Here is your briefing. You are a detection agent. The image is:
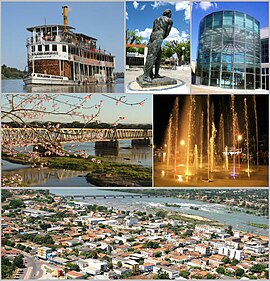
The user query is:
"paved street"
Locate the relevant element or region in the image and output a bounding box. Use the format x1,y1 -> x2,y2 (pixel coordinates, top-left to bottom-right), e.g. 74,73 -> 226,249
191,84 -> 269,94
17,255 -> 47,280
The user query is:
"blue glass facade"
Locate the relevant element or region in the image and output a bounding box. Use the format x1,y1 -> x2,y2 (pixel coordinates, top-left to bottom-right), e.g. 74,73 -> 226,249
196,11 -> 261,89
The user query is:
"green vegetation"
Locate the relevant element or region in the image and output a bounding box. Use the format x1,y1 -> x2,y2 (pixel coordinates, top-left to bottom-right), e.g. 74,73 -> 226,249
45,156 -> 152,186
1,255 -> 25,279
226,225 -> 234,236
8,199 -> 25,209
247,222 -> 268,229
155,269 -> 169,279
66,262 -> 80,271
235,268 -> 245,277
2,64 -> 26,79
180,271 -> 190,278
19,233 -> 54,246
216,266 -> 225,274
162,41 -> 190,64
1,190 -> 12,202
155,210 -> 168,219
2,154 -> 152,187
143,241 -> 160,249
250,264 -> 267,273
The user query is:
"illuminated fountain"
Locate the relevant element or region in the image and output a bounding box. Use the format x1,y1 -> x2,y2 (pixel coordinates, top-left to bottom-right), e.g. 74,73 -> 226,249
253,95 -> 259,170
200,111 -> 204,169
230,94 -> 237,178
156,95 -> 268,187
194,144 -> 198,172
244,98 -> 250,177
210,122 -> 217,173
185,96 -> 195,176
225,146 -> 229,171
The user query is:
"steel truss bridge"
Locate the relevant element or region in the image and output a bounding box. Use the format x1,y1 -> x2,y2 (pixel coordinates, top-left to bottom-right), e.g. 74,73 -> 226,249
1,128 -> 152,145
61,194 -> 167,200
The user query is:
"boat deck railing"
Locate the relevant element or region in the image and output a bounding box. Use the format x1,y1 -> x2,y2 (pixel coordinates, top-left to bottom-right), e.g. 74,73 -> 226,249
26,36 -> 112,56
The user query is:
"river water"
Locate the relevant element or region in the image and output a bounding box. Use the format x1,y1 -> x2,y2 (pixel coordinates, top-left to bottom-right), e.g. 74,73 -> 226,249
2,140 -> 152,187
50,189 -> 268,236
2,78 -> 124,93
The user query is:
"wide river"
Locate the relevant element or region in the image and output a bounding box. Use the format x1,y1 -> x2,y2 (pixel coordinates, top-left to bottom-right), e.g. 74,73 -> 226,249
51,189 -> 268,236
2,140 -> 152,187
2,78 -> 124,93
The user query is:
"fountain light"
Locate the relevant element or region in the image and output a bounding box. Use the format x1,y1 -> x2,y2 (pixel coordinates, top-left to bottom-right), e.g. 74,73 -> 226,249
177,175 -> 183,182
185,169 -> 192,176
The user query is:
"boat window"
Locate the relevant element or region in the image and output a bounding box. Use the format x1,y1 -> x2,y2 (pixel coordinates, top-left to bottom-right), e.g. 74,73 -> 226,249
52,45 -> 57,51
38,45 -> 42,52
32,46 -> 35,52
62,45 -> 67,52
45,45 -> 49,52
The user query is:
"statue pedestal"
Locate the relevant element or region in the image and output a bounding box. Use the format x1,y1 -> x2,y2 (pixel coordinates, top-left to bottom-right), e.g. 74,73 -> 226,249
136,75 -> 177,88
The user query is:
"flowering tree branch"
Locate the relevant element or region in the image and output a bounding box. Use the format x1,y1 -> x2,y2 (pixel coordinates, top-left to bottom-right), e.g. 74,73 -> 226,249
2,94 -> 148,166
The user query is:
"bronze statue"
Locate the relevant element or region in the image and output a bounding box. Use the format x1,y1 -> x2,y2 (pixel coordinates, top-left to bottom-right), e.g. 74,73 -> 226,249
142,9 -> 173,82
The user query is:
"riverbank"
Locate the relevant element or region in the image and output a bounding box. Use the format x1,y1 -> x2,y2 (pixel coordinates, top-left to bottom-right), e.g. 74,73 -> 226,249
2,154 -> 152,187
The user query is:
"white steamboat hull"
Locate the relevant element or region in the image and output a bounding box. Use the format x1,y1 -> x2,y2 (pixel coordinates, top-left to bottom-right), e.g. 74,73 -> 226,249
24,73 -> 113,86
24,77 -> 78,86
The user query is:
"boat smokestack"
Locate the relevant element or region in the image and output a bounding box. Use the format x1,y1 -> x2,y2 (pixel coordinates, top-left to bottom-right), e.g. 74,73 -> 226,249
62,6 -> 68,26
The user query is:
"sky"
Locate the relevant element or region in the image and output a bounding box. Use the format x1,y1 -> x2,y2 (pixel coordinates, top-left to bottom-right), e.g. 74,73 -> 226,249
2,94 -> 152,124
192,1 -> 269,61
126,1 -> 190,44
2,2 -> 124,72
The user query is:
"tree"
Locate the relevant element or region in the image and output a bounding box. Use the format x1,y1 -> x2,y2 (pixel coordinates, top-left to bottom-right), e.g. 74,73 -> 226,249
157,269 -> 169,279
153,251 -> 162,258
192,274 -> 203,279
226,225 -> 233,235
222,256 -> 230,264
250,264 -> 266,273
66,262 -> 80,271
2,94 -> 148,186
39,223 -> 51,230
1,256 -> 14,279
126,30 -> 143,45
180,271 -> 190,278
162,43 -> 176,62
216,266 -> 226,274
13,254 -> 25,268
9,199 -> 25,209
206,274 -> 216,279
210,232 -> 218,239
155,210 -> 167,219
235,268 -> 244,277
230,258 -> 239,266
162,41 -> 190,65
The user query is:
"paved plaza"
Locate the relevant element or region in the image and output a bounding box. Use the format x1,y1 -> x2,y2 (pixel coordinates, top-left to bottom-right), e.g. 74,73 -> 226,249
125,66 -> 191,94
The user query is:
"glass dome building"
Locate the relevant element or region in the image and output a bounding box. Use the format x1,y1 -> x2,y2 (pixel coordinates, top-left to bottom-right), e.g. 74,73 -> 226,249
196,11 -> 261,89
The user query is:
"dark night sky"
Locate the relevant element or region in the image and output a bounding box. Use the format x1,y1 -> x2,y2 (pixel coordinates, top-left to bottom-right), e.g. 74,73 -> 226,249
154,95 -> 269,147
